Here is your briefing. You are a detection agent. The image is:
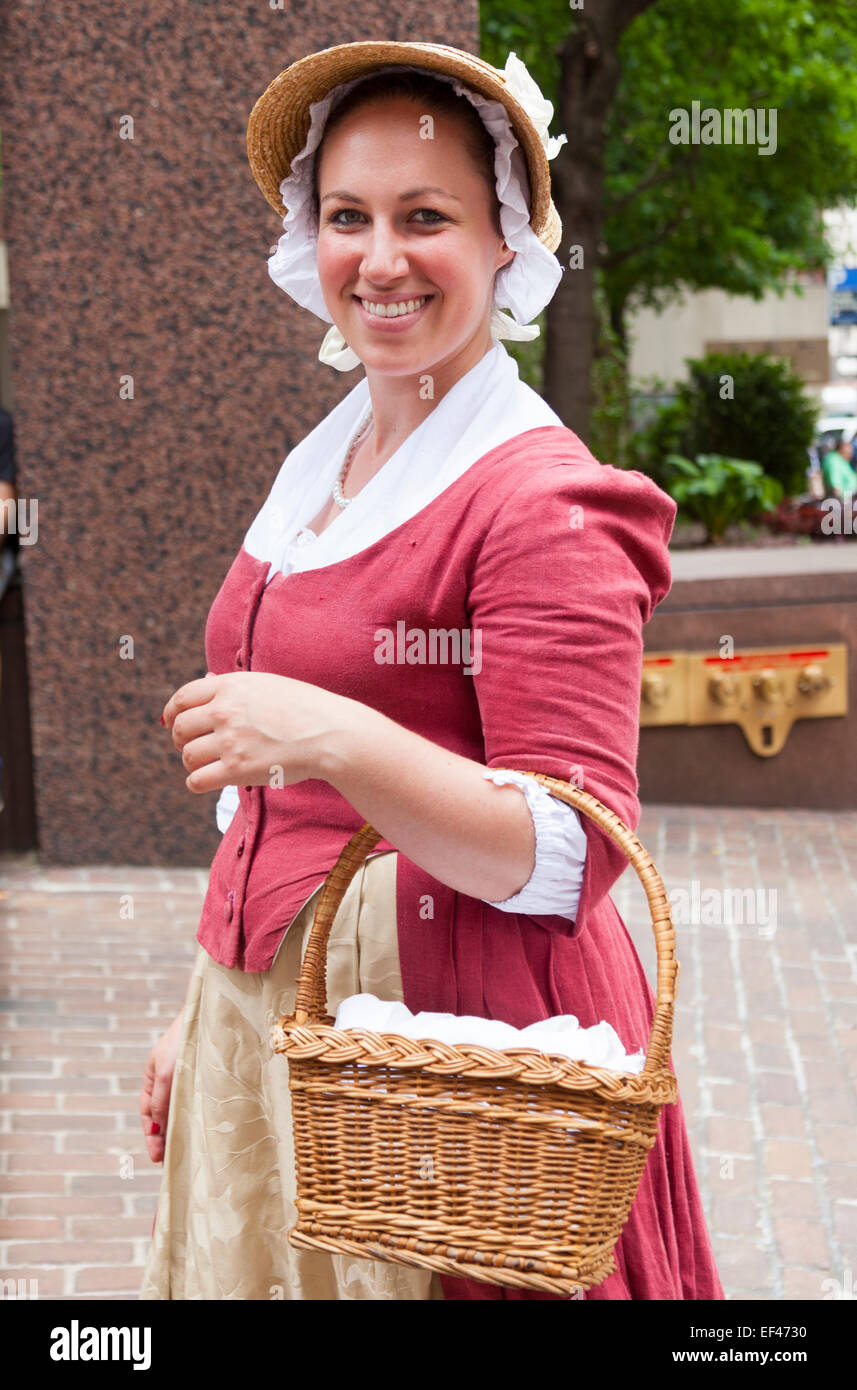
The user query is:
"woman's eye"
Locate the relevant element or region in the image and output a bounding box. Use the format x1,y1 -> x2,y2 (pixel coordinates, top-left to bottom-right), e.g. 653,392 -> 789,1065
329,208 -> 364,226
326,207 -> 447,227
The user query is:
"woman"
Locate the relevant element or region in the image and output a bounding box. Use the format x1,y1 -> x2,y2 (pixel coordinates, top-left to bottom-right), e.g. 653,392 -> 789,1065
140,40 -> 724,1300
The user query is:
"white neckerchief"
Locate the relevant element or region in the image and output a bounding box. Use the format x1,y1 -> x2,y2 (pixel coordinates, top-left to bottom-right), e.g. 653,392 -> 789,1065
242,341 -> 562,580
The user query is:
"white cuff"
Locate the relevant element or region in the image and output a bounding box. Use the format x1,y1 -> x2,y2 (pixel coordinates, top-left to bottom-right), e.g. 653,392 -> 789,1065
216,784 -> 240,835
480,767 -> 587,919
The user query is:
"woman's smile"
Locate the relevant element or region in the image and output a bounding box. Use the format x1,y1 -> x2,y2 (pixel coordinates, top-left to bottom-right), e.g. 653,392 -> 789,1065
352,292 -> 435,330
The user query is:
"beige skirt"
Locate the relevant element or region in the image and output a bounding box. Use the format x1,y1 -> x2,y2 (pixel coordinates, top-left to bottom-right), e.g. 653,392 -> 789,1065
140,850 -> 445,1300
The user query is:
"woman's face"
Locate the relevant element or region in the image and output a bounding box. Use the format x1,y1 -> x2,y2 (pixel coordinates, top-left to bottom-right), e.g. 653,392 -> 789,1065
315,95 -> 515,378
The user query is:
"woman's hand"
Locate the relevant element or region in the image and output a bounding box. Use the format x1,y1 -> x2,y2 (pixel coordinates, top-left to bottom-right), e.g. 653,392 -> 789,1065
161,672 -> 357,794
140,1009 -> 185,1164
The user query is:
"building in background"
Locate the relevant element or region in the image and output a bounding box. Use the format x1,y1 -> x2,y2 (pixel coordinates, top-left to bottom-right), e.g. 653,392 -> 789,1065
628,268 -> 830,407
627,206 -> 857,419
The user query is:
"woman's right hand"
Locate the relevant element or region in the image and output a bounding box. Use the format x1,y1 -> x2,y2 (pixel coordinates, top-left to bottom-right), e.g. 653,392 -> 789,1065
140,1008 -> 185,1164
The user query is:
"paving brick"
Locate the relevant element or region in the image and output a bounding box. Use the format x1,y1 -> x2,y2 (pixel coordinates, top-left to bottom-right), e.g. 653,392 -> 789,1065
769,1179 -> 822,1220
763,1140 -> 814,1180
711,1195 -> 762,1235
757,1071 -> 803,1106
0,1218 -> 65,1238
773,1217 -> 831,1267
74,1266 -> 144,1293
806,1091 -> 854,1124
5,1241 -> 134,1264
69,1174 -> 162,1195
752,1044 -> 794,1069
69,1216 -> 152,1239
706,1116 -> 755,1155
7,1196 -> 124,1217
791,1012 -> 830,1041
706,1050 -> 750,1079
824,1165 -> 857,1202
7,1077 -> 110,1093
0,1175 -> 65,1194
58,1133 -> 136,1154
7,1151 -> 130,1173
814,1126 -> 856,1163
747,1018 -> 789,1046
712,1236 -> 770,1287
781,1266 -> 835,1299
832,1202 -> 857,1244
0,1095 -> 56,1111
709,1080 -> 752,1114
12,1115 -> 116,1132
0,1134 -> 57,1152
759,1103 -> 808,1140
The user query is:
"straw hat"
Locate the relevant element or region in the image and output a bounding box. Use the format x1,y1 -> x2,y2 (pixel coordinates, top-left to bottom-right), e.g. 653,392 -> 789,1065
246,41 -> 562,253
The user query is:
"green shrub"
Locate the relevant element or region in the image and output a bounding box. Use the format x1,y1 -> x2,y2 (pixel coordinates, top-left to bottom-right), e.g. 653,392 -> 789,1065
632,351 -> 817,496
665,453 -> 783,543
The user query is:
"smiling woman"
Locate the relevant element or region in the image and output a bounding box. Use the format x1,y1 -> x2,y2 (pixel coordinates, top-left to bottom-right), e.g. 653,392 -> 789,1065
140,40 -> 724,1305
307,75 -> 516,512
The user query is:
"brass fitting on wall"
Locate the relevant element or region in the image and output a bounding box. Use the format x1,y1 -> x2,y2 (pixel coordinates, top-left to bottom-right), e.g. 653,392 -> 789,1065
641,645 -> 848,756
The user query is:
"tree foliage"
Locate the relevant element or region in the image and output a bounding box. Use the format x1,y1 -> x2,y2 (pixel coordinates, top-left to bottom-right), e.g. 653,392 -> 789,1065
603,0 -> 857,320
481,0 -> 857,450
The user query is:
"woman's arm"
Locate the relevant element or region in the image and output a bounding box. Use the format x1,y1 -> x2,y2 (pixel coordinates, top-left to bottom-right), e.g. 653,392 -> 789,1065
318,701 -> 537,904
166,671 -> 536,901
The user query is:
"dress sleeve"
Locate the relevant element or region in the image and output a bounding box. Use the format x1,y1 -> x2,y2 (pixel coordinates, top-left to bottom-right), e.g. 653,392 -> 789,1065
480,767 -> 586,918
466,451 -> 676,938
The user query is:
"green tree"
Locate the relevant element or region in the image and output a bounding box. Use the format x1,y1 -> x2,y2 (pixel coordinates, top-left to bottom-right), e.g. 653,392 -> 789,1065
482,0 -> 857,447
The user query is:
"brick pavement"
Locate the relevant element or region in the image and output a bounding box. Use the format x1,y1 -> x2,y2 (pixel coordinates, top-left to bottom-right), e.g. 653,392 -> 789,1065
1,803 -> 855,1301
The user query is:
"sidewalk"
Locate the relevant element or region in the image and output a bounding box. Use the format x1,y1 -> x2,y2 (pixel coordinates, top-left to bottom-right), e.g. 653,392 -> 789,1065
1,803 -> 856,1300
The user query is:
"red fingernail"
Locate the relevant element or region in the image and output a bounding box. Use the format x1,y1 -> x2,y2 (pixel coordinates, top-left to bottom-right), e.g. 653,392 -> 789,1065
151,1122 -> 161,1135
160,715 -> 165,725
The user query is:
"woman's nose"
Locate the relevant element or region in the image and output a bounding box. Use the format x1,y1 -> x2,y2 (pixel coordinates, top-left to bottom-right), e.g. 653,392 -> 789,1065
358,222 -> 410,282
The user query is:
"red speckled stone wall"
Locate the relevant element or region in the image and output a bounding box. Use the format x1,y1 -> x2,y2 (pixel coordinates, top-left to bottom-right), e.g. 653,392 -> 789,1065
0,6 -> 479,864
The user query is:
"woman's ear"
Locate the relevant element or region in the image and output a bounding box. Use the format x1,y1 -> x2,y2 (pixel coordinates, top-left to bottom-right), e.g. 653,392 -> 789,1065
497,239 -> 515,272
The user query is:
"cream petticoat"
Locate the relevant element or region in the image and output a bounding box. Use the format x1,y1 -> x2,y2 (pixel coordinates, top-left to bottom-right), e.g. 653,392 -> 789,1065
140,850 -> 444,1300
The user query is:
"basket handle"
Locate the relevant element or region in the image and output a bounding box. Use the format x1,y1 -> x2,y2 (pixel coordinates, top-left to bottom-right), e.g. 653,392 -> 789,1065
292,770 -> 680,1077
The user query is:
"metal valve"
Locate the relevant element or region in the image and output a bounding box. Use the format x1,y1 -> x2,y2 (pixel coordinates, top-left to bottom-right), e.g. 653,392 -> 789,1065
752,668 -> 784,704
641,671 -> 670,708
797,663 -> 832,697
708,672 -> 741,706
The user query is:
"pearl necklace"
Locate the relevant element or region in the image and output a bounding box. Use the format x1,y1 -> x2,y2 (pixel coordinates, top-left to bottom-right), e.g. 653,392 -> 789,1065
332,407 -> 374,509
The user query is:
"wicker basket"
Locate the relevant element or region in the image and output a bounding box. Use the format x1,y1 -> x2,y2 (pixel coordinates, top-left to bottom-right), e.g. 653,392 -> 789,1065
271,769 -> 681,1296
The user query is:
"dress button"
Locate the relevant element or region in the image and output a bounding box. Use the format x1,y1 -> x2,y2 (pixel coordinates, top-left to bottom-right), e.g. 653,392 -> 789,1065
224,890 -> 235,923
236,836 -> 245,857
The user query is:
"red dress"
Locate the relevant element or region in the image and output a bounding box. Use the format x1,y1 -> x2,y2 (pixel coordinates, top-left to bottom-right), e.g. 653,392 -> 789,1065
197,424 -> 724,1300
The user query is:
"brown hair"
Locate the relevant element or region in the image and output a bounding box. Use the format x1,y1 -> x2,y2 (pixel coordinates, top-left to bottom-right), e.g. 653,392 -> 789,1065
310,70 -> 502,237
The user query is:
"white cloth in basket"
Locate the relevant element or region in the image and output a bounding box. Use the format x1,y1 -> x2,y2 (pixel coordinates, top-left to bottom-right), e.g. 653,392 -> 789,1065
333,993 -> 646,1074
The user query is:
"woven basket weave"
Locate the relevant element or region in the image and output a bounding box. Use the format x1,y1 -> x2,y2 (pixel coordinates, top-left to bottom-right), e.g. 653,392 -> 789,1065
271,769 -> 680,1295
